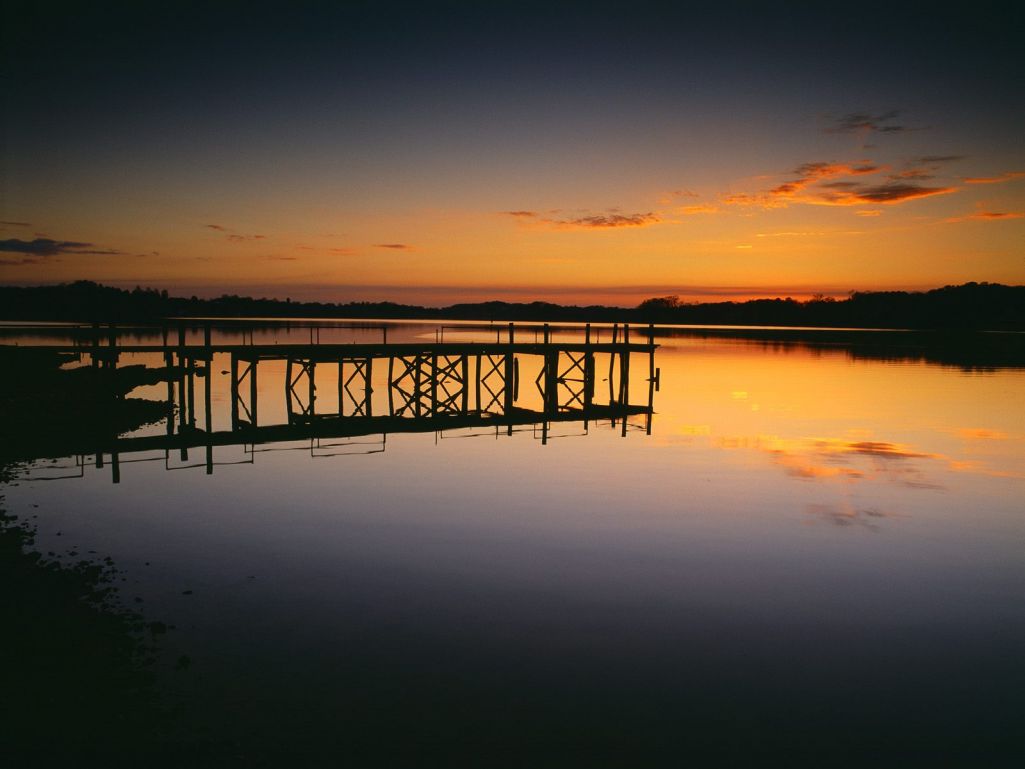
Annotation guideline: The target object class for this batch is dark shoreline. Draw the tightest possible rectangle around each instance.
[2,280,1023,331]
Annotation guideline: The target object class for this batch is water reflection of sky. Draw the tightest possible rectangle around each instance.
[6,325,1025,761]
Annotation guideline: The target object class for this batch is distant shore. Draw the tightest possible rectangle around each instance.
[1,280,1023,331]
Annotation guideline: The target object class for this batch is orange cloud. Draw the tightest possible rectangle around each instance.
[944,211,1024,223]
[957,428,1009,440]
[680,204,719,215]
[374,243,413,250]
[505,210,661,229]
[722,160,956,209]
[963,171,1025,184]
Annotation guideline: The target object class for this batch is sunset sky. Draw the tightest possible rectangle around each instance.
[2,1,1023,305]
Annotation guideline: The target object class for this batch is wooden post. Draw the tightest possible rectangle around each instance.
[648,323,655,379]
[387,355,395,415]
[508,322,514,345]
[308,360,316,417]
[475,354,482,414]
[337,359,345,415]
[250,359,258,427]
[205,357,213,474]
[364,357,373,417]
[620,324,630,405]
[461,355,469,414]
[164,351,174,437]
[91,322,100,367]
[504,352,514,435]
[608,323,618,403]
[544,349,558,415]
[285,357,294,420]
[187,358,196,427]
[111,452,120,484]
[232,353,240,430]
[621,347,630,437]
[430,354,438,416]
[177,352,188,461]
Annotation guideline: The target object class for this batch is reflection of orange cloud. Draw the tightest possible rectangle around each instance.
[804,502,893,529]
[827,440,937,459]
[715,434,953,488]
[678,424,711,435]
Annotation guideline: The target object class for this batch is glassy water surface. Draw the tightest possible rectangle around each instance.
[4,321,1024,765]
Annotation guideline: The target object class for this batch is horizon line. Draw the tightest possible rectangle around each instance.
[0,278,978,309]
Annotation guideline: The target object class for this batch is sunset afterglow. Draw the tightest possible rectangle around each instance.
[3,4,1022,305]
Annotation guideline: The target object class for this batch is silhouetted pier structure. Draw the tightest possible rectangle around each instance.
[6,322,660,481]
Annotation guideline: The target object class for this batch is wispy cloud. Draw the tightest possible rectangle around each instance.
[755,229,863,238]
[957,428,1009,441]
[504,210,538,218]
[1,220,31,227]
[963,171,1025,184]
[374,243,413,250]
[205,223,265,242]
[824,111,912,135]
[294,245,358,256]
[680,204,719,215]
[0,237,123,257]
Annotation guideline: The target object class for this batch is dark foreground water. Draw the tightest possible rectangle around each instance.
[3,322,1024,767]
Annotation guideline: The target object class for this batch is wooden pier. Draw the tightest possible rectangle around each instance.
[5,322,661,481]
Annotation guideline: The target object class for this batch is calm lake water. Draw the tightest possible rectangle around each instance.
[4,321,1024,766]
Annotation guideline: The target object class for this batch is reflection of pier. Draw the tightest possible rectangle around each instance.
[14,323,660,482]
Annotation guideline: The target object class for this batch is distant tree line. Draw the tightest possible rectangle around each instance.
[0,280,1022,330]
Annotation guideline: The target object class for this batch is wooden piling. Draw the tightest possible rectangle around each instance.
[205,356,213,474]
[250,359,259,427]
[364,357,373,417]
